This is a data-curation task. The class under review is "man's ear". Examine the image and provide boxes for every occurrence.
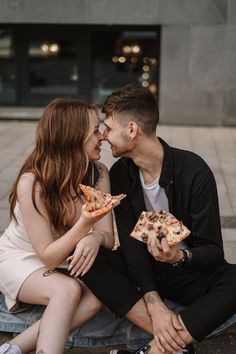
[128,122,138,139]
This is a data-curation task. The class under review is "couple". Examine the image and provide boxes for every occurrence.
[0,83,236,354]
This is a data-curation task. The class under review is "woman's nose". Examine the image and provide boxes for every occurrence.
[103,129,108,140]
[98,130,104,141]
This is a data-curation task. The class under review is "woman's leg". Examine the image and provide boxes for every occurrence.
[10,275,101,354]
[11,268,81,354]
[69,281,102,329]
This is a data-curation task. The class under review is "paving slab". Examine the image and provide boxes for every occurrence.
[0,120,236,353]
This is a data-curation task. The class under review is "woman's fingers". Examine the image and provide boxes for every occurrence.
[70,256,86,275]
[91,199,121,217]
[75,253,93,277]
[67,249,83,271]
[78,255,95,277]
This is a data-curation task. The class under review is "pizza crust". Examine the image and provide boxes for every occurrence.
[130,210,190,247]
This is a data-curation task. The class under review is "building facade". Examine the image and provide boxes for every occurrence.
[0,0,236,125]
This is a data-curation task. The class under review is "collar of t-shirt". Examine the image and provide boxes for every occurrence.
[139,170,169,212]
[139,170,186,249]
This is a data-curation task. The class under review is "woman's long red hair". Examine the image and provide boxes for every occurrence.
[9,98,97,235]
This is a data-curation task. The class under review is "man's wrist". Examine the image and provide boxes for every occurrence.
[185,249,192,263]
[172,249,192,267]
[144,291,165,313]
[171,249,184,264]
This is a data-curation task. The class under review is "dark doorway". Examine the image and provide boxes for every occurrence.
[0,25,160,106]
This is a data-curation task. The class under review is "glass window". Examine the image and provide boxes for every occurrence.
[28,38,78,95]
[91,30,159,104]
[0,30,16,104]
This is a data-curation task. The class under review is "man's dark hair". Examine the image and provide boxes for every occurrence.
[102,82,159,136]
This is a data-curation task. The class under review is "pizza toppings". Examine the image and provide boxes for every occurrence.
[79,183,126,213]
[130,210,190,247]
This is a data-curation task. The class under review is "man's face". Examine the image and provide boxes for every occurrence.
[103,113,132,158]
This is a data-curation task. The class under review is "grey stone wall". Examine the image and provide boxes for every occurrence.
[0,0,235,125]
[158,1,236,125]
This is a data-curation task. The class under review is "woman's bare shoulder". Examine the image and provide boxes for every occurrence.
[95,161,109,175]
[17,172,38,194]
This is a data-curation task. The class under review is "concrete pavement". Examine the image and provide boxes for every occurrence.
[1,119,236,353]
[1,120,236,263]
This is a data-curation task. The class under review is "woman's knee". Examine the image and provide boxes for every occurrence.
[91,295,103,313]
[84,291,102,313]
[51,276,82,302]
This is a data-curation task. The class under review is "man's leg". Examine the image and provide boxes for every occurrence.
[81,248,142,318]
[160,263,236,342]
[81,248,193,354]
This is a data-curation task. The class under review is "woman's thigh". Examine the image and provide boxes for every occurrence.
[18,267,81,305]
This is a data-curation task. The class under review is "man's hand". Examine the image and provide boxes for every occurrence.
[144,292,186,353]
[147,238,183,264]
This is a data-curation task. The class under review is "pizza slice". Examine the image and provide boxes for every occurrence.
[79,183,126,213]
[130,210,190,247]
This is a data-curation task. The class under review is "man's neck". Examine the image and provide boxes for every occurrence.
[131,137,164,184]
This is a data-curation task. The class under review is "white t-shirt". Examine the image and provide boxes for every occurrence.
[139,170,169,212]
[139,170,185,249]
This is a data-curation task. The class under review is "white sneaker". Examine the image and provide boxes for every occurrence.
[0,343,22,354]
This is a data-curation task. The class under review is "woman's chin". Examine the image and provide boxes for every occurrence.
[89,153,101,162]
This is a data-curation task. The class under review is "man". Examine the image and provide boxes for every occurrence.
[79,83,236,354]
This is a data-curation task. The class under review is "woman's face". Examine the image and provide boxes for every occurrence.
[84,110,103,161]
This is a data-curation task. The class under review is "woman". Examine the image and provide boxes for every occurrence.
[0,98,119,354]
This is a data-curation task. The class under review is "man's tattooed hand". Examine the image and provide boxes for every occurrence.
[144,291,163,305]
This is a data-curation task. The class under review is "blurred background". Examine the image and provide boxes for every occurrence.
[0,0,235,125]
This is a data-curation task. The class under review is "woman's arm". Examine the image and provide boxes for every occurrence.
[67,162,118,277]
[17,174,112,269]
[91,161,116,250]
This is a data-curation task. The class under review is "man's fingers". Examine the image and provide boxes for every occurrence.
[154,334,166,353]
[159,331,182,353]
[173,314,184,330]
[148,238,158,253]
[161,238,170,253]
[167,328,186,349]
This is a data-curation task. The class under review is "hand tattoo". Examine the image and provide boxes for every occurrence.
[144,291,163,305]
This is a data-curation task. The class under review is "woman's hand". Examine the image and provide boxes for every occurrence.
[80,200,121,226]
[67,232,103,277]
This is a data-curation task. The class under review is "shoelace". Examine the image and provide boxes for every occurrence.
[0,343,10,354]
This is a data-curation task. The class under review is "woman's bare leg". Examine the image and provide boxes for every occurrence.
[10,273,101,353]
[10,268,81,354]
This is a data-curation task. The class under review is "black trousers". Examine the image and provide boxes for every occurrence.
[81,247,236,342]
